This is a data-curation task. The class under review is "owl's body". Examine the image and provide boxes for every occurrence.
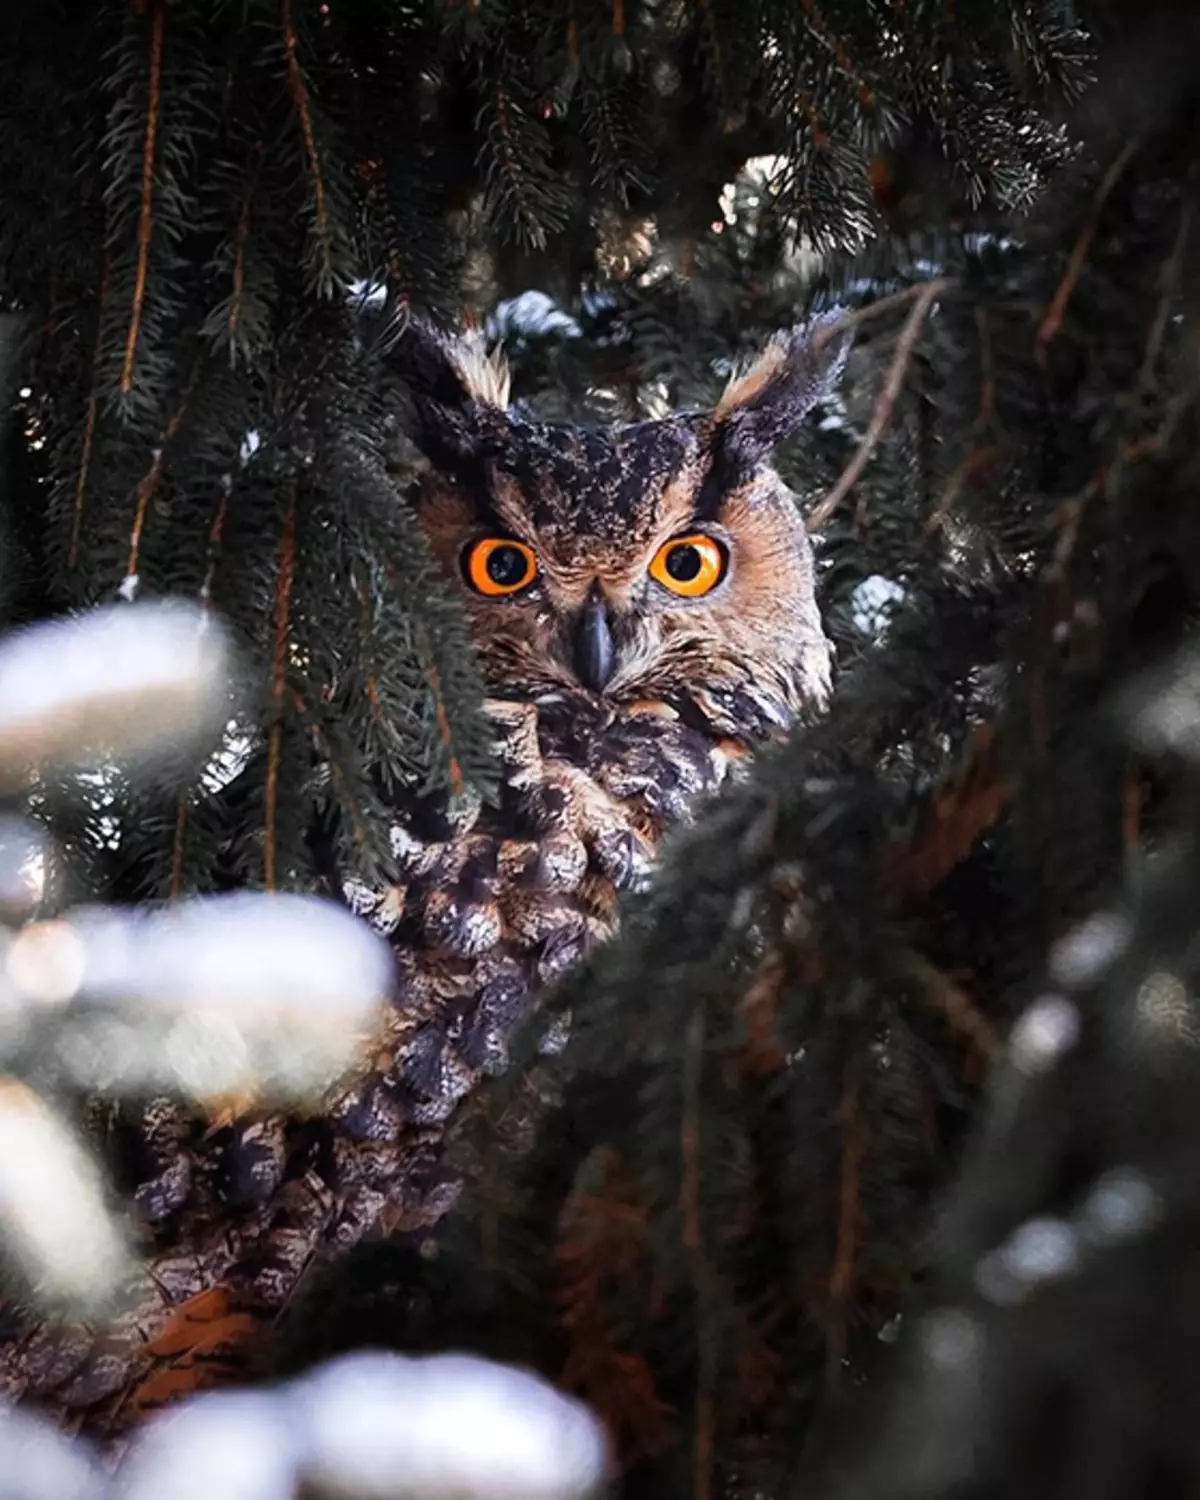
[0,312,845,1438]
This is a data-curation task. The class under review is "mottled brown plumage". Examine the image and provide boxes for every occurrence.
[0,310,847,1441]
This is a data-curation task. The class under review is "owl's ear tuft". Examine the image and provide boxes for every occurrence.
[362,301,510,470]
[714,312,850,464]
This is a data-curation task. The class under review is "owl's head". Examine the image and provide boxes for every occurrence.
[377,310,847,739]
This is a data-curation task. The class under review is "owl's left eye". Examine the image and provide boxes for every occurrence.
[649,533,727,598]
[464,537,538,596]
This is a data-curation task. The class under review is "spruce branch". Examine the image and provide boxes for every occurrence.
[808,278,951,532]
[124,355,202,585]
[264,475,298,892]
[69,250,111,573]
[120,0,166,397]
[281,0,337,298]
[1036,135,1141,361]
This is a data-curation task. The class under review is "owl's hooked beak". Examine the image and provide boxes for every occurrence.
[573,590,616,694]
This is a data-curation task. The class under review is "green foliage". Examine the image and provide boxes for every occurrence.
[14,2,1200,1498]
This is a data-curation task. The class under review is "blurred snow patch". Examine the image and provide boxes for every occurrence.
[852,575,906,641]
[112,1351,608,1500]
[0,1080,127,1312]
[115,1391,297,1500]
[0,1406,103,1500]
[488,291,581,341]
[296,1351,608,1500]
[0,601,233,786]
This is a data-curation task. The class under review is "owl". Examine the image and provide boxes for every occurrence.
[0,310,847,1442]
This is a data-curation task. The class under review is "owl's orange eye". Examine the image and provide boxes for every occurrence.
[649,534,727,598]
[464,537,538,596]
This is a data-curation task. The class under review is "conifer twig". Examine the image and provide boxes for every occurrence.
[265,478,298,891]
[70,249,111,570]
[413,632,466,798]
[882,723,1012,902]
[1036,136,1140,361]
[291,688,374,862]
[121,0,166,395]
[799,0,874,109]
[900,950,1003,1068]
[199,475,232,612]
[169,797,188,899]
[926,306,997,533]
[282,0,334,292]
[227,148,261,346]
[125,359,202,582]
[808,278,951,531]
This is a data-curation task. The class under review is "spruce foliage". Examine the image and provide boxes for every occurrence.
[8,1,1200,1498]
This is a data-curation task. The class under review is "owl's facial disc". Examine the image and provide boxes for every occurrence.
[384,311,849,728]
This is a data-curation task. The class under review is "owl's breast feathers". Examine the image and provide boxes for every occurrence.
[0,691,744,1439]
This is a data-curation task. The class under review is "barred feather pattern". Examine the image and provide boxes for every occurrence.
[0,689,737,1439]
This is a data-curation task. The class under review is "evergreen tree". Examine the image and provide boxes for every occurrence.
[8,1,1200,1498]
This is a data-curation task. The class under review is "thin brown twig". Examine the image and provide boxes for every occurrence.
[121,0,166,394]
[809,278,955,353]
[169,798,188,900]
[70,396,101,570]
[1134,199,1192,396]
[411,627,466,799]
[900,949,1003,1067]
[1036,136,1140,362]
[227,149,261,347]
[926,305,997,534]
[70,242,114,570]
[199,476,232,612]
[291,688,373,861]
[808,278,950,532]
[281,0,334,290]
[125,358,202,581]
[264,478,298,892]
[799,0,874,109]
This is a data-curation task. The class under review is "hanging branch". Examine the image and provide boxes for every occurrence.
[124,357,202,585]
[808,279,951,532]
[120,0,166,396]
[281,0,335,295]
[68,246,112,571]
[798,0,875,110]
[418,650,466,800]
[1036,136,1141,360]
[264,477,298,892]
[227,146,261,348]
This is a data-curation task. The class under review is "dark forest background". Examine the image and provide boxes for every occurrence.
[5,1,1200,1496]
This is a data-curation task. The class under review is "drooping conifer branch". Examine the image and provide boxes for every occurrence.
[264,477,298,892]
[1036,135,1141,359]
[227,150,259,348]
[808,278,951,531]
[281,0,335,296]
[120,0,166,396]
[798,0,875,110]
[125,358,201,583]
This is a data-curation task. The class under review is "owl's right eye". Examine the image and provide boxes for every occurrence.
[463,537,538,596]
